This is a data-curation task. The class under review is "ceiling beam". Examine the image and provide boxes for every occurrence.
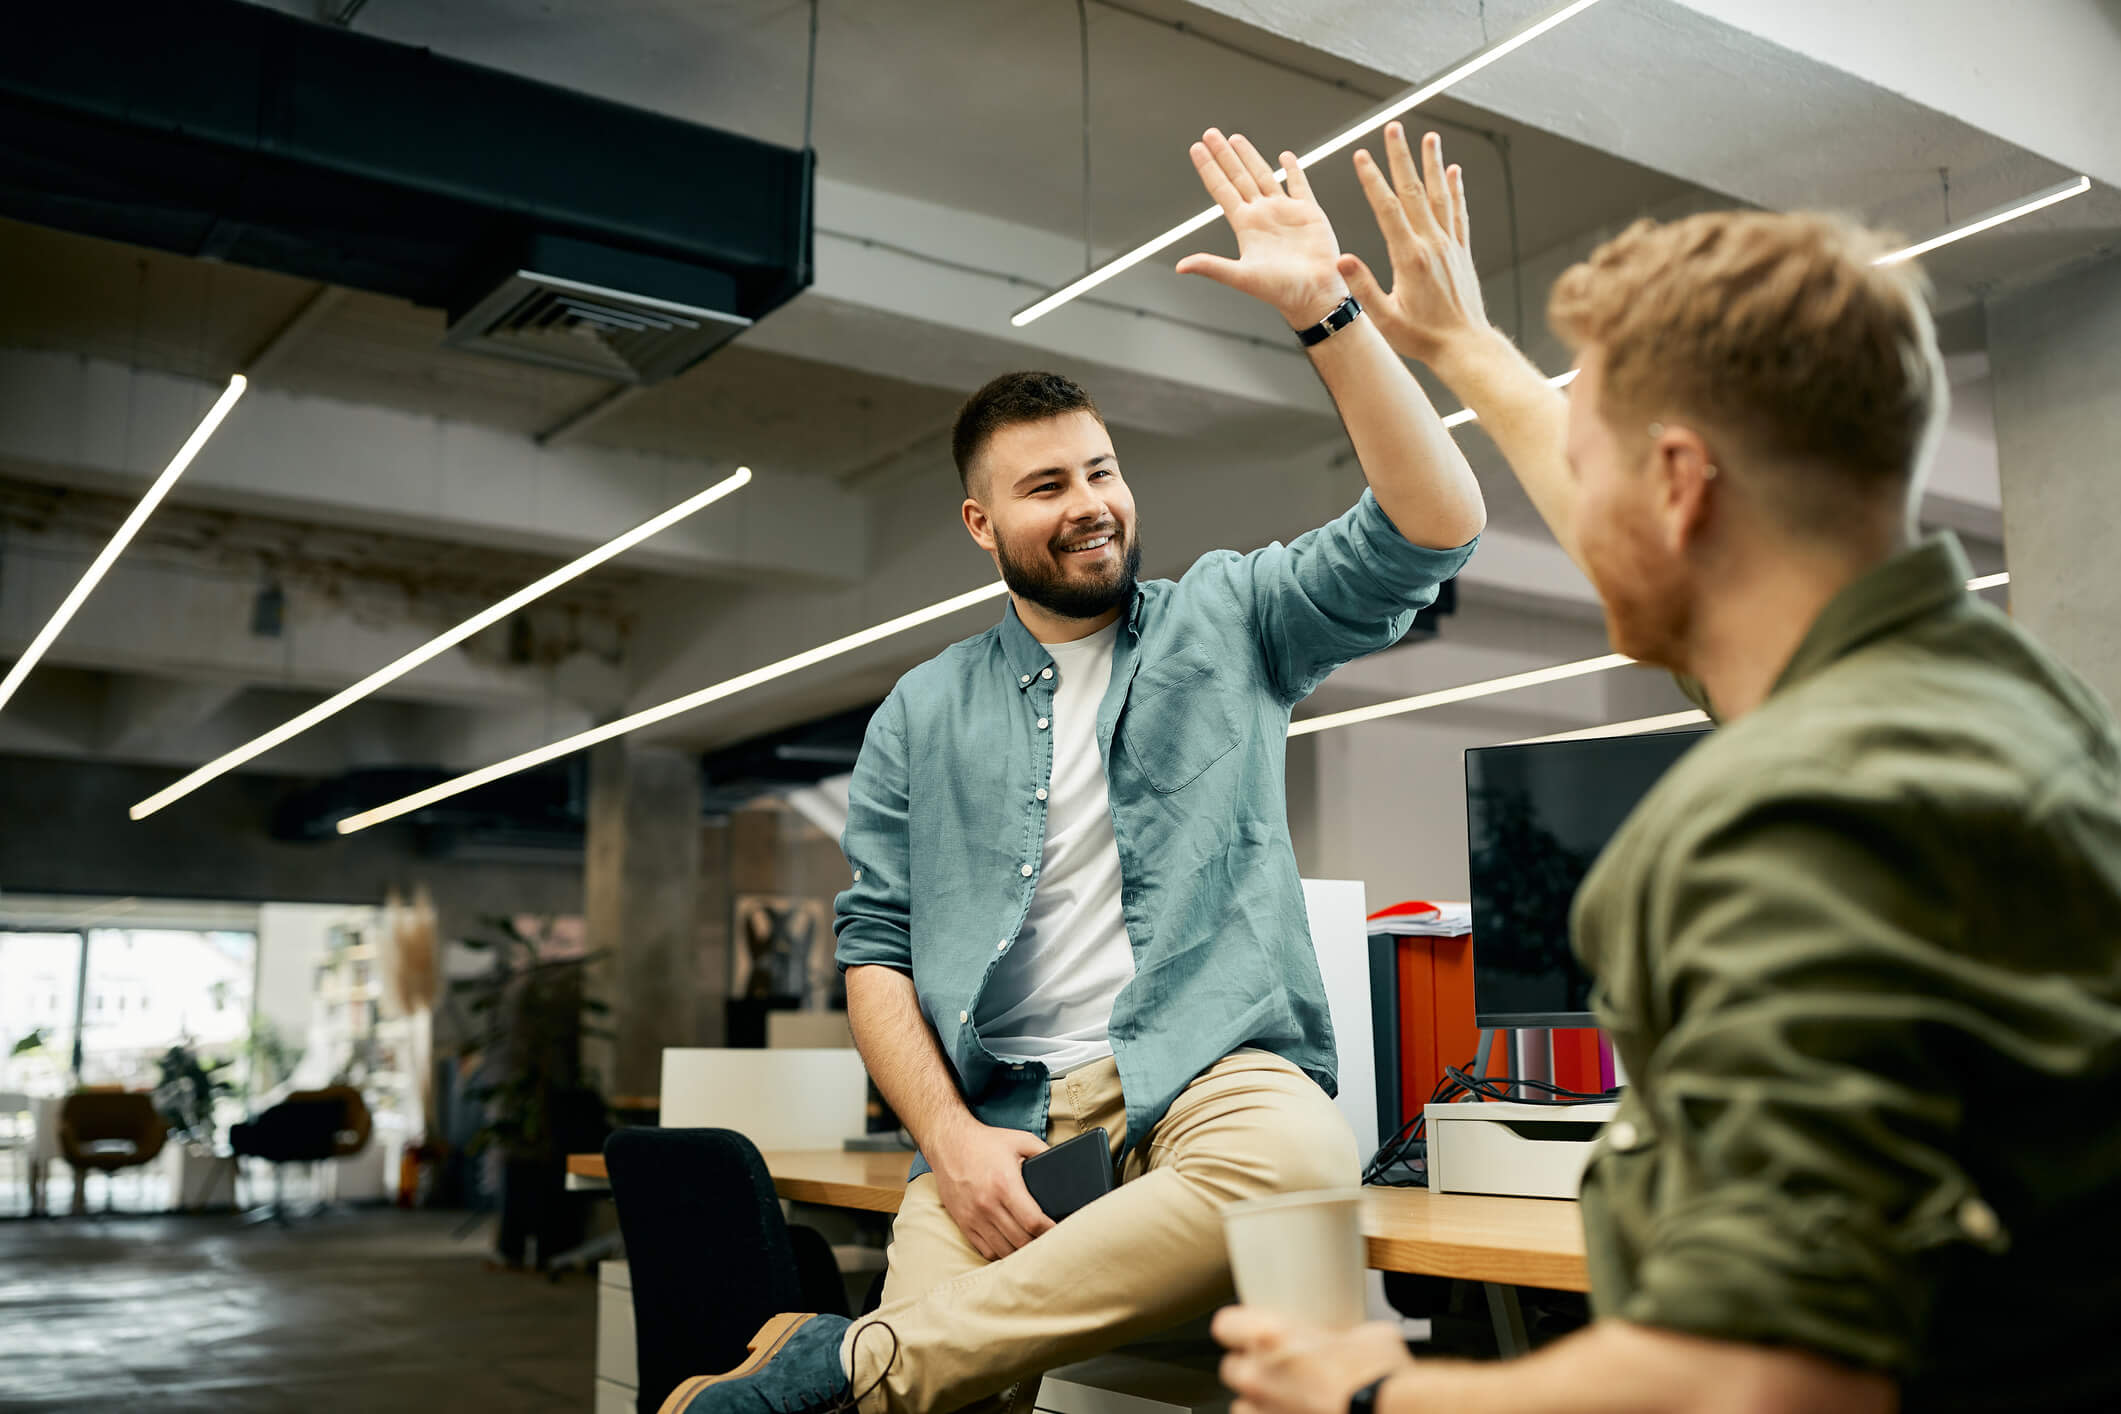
[0,348,868,585]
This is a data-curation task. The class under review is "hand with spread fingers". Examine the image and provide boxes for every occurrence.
[1213,1307,1414,1414]
[1339,123,1491,368]
[1176,129,1351,331]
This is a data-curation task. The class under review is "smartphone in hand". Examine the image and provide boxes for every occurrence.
[1020,1127,1115,1222]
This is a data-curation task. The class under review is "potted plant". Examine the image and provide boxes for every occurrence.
[154,1040,240,1211]
[450,916,612,1268]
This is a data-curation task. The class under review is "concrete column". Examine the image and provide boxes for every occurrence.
[584,740,709,1100]
[1988,251,2121,709]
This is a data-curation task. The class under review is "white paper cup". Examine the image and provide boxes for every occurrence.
[1221,1188,1368,1329]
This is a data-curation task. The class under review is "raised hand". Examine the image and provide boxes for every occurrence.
[1339,124,1491,367]
[1176,129,1350,331]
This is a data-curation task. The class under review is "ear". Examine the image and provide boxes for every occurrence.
[1651,424,1718,554]
[962,495,997,553]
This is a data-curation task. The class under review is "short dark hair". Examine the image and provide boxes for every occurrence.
[951,371,1103,493]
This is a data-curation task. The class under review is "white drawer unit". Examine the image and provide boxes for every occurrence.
[1424,1100,1617,1199]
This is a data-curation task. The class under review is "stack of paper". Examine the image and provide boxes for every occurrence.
[1366,899,1473,937]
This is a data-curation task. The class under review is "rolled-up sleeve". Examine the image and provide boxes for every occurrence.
[1246,489,1477,704]
[1622,784,2008,1374]
[834,690,913,975]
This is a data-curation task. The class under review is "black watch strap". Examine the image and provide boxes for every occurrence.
[1348,1375,1391,1414]
[1296,294,1363,347]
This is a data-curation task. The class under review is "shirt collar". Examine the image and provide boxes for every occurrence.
[1770,533,1974,699]
[997,588,1145,691]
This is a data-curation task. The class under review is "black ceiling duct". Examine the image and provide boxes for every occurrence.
[0,0,812,383]
[271,760,586,856]
[700,701,878,814]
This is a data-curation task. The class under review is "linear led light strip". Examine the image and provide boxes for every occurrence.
[0,375,249,716]
[1436,177,2090,428]
[1874,175,2091,267]
[1010,0,1611,327]
[1303,569,2011,738]
[333,580,1013,834]
[337,557,2013,831]
[129,466,754,820]
[1508,709,1710,745]
[1286,652,1634,738]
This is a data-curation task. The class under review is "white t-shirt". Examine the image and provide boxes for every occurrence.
[977,620,1136,1075]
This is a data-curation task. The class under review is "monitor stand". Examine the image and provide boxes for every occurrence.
[1508,1028,1555,1099]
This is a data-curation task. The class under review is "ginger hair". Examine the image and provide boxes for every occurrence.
[1550,210,1946,509]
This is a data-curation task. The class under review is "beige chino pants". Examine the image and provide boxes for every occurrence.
[845,1048,1360,1414]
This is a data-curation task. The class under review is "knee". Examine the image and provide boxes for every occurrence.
[1254,1098,1360,1194]
[1183,1091,1360,1204]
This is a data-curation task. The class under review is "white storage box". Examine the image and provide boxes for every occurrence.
[1424,1100,1617,1200]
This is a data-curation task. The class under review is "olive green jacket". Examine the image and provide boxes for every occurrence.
[1574,536,2121,1411]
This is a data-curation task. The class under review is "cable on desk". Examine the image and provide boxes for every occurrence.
[1362,1060,1619,1188]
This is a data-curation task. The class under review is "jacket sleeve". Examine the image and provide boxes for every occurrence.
[833,690,913,975]
[1616,783,2009,1374]
[1244,489,1477,704]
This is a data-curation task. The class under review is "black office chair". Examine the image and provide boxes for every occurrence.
[605,1128,850,1414]
[229,1091,350,1222]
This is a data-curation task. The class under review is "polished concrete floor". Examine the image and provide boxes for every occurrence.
[0,1208,598,1412]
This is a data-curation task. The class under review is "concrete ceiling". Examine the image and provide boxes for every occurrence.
[240,0,1699,285]
[0,0,2095,797]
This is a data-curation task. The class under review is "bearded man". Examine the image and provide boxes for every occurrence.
[664,127,1487,1414]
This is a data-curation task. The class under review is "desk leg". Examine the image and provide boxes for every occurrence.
[1482,1283,1528,1359]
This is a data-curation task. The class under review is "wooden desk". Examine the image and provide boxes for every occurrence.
[565,1149,1588,1292]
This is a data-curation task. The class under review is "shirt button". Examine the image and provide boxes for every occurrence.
[1020,674,1031,685]
[852,869,862,882]
[1041,668,1053,680]
[1958,1197,2002,1243]
[958,1010,969,1024]
[1020,864,1034,877]
[1608,1120,1639,1150]
[1037,718,1049,730]
[997,940,1009,952]
[1035,788,1048,801]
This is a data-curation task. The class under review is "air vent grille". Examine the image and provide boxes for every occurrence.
[444,271,751,384]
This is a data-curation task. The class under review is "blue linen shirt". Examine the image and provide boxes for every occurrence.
[835,490,1476,1171]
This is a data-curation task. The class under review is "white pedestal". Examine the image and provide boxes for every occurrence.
[1300,877,1396,1323]
[167,1147,238,1210]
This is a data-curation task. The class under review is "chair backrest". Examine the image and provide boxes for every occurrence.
[256,1093,357,1161]
[304,1085,373,1156]
[58,1091,167,1169]
[606,1128,836,1414]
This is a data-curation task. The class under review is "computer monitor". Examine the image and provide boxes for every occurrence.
[1464,728,1710,1027]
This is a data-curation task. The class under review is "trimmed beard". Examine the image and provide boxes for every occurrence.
[994,520,1142,621]
[1583,515,1691,670]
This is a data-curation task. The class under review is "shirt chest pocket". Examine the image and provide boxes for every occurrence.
[1121,662,1244,795]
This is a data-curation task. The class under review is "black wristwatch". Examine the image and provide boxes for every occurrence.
[1348,1374,1391,1414]
[1295,294,1363,347]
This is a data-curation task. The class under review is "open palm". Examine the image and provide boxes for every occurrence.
[1176,129,1348,329]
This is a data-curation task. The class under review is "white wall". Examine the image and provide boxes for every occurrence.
[1305,716,1494,910]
